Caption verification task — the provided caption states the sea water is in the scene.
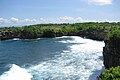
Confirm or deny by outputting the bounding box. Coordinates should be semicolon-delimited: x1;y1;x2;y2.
0;36;105;80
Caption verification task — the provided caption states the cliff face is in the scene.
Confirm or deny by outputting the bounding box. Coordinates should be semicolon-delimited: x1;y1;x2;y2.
0;31;20;40
78;30;107;41
103;34;120;68
0;30;61;40
0;30;107;40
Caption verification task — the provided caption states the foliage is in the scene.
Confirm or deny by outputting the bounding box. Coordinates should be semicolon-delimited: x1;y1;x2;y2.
42;29;56;37
99;66;120;80
106;30;120;41
0;22;120;39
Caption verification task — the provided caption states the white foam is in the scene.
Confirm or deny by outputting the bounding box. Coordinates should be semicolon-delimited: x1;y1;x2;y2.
56;36;69;39
58;36;86;44
0;64;32;80
12;38;20;40
28;36;105;80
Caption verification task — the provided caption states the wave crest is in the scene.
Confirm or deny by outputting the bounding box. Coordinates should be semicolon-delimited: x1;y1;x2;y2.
0;64;32;80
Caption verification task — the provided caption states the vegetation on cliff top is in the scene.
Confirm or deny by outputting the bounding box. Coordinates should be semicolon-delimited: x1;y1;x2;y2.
99;66;120;80
0;22;120;40
106;30;120;41
1;22;120;31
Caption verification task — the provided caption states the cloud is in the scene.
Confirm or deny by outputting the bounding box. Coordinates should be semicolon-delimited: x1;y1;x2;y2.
0;16;118;27
0;16;83;27
0;18;8;24
0;18;5;24
10;17;19;23
57;16;83;23
85;0;113;5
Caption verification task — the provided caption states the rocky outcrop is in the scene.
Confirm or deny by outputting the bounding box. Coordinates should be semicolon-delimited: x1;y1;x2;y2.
78;30;107;41
103;33;120;68
0;31;20;40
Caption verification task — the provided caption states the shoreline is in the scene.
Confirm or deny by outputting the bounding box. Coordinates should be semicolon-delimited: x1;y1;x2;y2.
0;22;120;79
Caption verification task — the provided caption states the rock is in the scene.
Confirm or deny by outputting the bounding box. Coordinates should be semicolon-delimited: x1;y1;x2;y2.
78;30;107;41
0;30;21;40
103;31;120;68
0;31;14;40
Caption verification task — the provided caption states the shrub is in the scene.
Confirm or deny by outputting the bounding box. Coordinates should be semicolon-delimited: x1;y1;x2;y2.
105;30;120;41
99;66;120;80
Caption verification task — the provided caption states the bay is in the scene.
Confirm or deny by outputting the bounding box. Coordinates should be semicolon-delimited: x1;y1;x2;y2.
0;36;105;80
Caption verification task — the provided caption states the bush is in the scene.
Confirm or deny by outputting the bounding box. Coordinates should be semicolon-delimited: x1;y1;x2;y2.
106;30;120;41
99;66;120;80
42;29;56;37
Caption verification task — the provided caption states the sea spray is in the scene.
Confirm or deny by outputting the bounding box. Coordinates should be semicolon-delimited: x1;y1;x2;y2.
0;64;32;80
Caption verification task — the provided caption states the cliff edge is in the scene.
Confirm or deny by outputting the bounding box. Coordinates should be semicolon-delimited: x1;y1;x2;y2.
103;30;120;68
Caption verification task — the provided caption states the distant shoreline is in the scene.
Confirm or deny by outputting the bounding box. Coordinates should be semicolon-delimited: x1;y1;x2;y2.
1;22;116;40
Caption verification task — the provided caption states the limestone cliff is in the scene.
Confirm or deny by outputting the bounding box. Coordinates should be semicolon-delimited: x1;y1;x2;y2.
0;29;107;40
103;30;120;68
0;30;20;40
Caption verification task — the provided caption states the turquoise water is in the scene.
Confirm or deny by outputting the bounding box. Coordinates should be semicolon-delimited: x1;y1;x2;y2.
0;36;105;80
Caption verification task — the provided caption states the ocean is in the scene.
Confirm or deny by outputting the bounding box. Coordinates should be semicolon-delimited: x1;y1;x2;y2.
0;36;105;80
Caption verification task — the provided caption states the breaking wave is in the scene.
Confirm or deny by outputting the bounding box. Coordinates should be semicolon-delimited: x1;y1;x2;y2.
0;36;105;80
0;64;32;80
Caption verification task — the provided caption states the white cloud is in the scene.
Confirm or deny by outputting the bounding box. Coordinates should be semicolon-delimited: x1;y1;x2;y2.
57;16;83;23
0;18;5;24
0;16;84;27
0;18;10;25
0;16;118;27
58;16;74;21
85;0;113;5
10;17;19;24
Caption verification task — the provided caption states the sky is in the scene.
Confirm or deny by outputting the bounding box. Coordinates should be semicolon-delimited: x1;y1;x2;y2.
0;0;120;27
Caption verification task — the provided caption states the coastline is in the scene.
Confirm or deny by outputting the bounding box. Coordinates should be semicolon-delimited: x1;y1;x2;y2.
0;22;120;80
